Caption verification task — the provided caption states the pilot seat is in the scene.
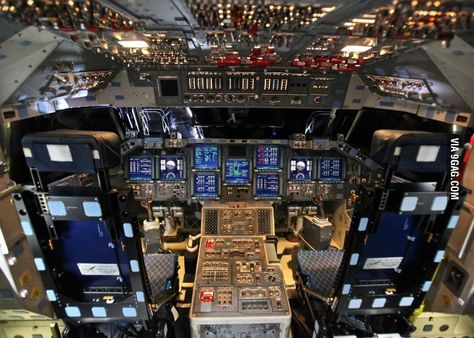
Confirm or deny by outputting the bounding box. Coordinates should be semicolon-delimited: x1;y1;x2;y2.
295;130;463;337
13;129;178;337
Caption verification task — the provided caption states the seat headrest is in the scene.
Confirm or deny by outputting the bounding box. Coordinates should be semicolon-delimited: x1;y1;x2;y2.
22;129;120;173
370;129;448;173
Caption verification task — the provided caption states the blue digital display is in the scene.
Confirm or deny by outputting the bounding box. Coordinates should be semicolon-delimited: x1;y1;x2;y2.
194;145;219;169
159;156;184;181
225;159;250;184
289;158;313;181
255;145;281;169
193;173;219;197
319;157;343;181
128;156;153;181
255;173;280;197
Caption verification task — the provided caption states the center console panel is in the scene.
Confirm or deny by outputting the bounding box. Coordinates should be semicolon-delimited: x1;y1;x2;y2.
190;203;291;338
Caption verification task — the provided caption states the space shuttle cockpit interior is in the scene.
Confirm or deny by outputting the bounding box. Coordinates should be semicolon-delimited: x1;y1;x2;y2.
0;1;473;338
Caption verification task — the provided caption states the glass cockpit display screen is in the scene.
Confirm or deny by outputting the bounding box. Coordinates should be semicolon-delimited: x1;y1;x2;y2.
194;145;219;169
289;158;313;181
158;156;184;181
255;145;281;169
193;173;219;197
255;173;280;197
127;156;153;181
319;157;343;181
225;159;250;184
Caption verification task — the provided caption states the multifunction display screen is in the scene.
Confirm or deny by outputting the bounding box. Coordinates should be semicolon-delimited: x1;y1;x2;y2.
289;158;313;181
194;145;219;169
193;173;219;197
255;145;281;169
225;159;250;184
128;156;153;181
255;173;280;197
159;156;184;181
319;157;343;181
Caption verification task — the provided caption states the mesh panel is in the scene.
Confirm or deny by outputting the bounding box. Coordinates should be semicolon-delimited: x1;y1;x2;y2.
204;209;218;234
143;253;177;300
297;249;344;297
257;209;271;234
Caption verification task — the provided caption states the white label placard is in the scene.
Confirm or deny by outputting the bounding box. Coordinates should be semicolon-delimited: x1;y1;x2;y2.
363;257;403;270
416;145;439;162
0;226;8;254
171;305;179;321
47;144;73;162
23;147;32;158
77;263;120;276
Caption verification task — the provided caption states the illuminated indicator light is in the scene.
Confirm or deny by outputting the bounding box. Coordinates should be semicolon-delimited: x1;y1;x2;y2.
352;18;376;24
341;45;373;53
118;40;149;48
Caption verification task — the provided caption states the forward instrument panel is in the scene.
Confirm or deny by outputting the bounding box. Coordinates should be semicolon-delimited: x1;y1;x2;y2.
122;137;380;204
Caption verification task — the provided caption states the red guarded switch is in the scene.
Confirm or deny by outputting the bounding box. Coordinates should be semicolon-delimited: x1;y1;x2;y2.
200;289;215;303
205;239;216;249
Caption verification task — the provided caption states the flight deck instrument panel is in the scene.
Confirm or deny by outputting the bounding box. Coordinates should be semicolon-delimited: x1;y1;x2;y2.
190;202;291;338
123;137;379;204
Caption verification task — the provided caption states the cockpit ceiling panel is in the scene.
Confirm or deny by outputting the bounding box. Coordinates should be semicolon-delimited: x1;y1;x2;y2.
0;0;472;124
360;46;471;112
